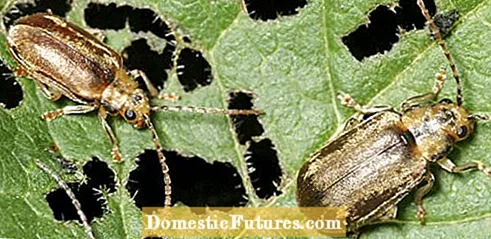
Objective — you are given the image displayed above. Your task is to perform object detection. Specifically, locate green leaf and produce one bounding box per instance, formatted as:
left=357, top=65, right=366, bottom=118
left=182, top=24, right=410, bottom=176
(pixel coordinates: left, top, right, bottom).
left=1, top=0, right=490, bottom=238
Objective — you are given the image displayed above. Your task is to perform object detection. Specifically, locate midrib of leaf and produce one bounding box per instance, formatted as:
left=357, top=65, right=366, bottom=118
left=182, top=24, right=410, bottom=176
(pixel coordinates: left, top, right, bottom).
left=321, top=0, right=343, bottom=127
left=367, top=41, right=437, bottom=105
left=116, top=192, right=129, bottom=239
left=209, top=10, right=261, bottom=206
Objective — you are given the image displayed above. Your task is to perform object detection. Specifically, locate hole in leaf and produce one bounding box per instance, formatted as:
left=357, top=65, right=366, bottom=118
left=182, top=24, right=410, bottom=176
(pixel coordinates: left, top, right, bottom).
left=126, top=150, right=248, bottom=208
left=86, top=3, right=177, bottom=93
left=342, top=0, right=436, bottom=61
left=83, top=157, right=117, bottom=193
left=127, top=7, right=177, bottom=43
left=46, top=183, right=106, bottom=223
left=342, top=6, right=399, bottom=61
left=245, top=139, right=282, bottom=199
left=169, top=152, right=247, bottom=207
left=125, top=150, right=167, bottom=208
left=228, top=91, right=264, bottom=145
left=35, top=0, right=72, bottom=16
left=243, top=0, right=307, bottom=21
left=127, top=8, right=156, bottom=33
left=85, top=3, right=211, bottom=93
left=176, top=48, right=213, bottom=92
left=3, top=3, right=38, bottom=29
left=122, top=39, right=173, bottom=91
left=85, top=3, right=176, bottom=43
left=3, top=0, right=73, bottom=29
left=0, top=60, right=23, bottom=109
left=395, top=0, right=436, bottom=31
left=84, top=2, right=131, bottom=30
left=131, top=10, right=175, bottom=43
left=227, top=91, right=282, bottom=199
left=45, top=157, right=115, bottom=223
left=182, top=36, right=192, bottom=44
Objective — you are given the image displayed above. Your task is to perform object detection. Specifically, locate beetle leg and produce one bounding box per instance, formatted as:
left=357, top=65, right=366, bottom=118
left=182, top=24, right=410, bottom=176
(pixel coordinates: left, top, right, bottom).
left=350, top=230, right=361, bottom=239
left=98, top=109, right=123, bottom=162
left=12, top=67, right=28, bottom=77
left=380, top=206, right=398, bottom=220
left=415, top=172, right=435, bottom=225
left=437, top=158, right=491, bottom=178
left=42, top=105, right=98, bottom=121
left=129, top=70, right=180, bottom=101
left=365, top=206, right=399, bottom=226
left=349, top=206, right=398, bottom=237
left=128, top=70, right=181, bottom=102
left=401, top=67, right=447, bottom=110
left=337, top=92, right=392, bottom=115
left=128, top=69, right=161, bottom=98
left=36, top=81, right=62, bottom=101
left=342, top=117, right=362, bottom=131
left=14, top=67, right=62, bottom=101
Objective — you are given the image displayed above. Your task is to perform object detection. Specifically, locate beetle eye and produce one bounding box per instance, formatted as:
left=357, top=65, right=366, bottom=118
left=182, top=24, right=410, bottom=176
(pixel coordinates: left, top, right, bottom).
left=133, top=95, right=143, bottom=102
left=439, top=98, right=453, bottom=104
left=457, top=125, right=468, bottom=138
left=125, top=110, right=136, bottom=120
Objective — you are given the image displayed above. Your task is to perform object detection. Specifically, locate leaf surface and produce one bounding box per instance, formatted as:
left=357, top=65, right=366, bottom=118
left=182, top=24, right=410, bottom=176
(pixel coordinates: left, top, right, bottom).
left=0, top=0, right=490, bottom=238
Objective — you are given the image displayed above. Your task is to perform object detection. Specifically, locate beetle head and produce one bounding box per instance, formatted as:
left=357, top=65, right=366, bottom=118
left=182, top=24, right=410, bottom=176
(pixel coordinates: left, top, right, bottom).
left=121, top=89, right=151, bottom=129
left=403, top=102, right=477, bottom=162
left=431, top=102, right=475, bottom=142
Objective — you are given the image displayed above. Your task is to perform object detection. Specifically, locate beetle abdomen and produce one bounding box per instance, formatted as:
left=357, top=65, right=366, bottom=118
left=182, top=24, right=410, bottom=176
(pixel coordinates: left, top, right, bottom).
left=15, top=13, right=122, bottom=70
left=297, top=112, right=427, bottom=223
left=7, top=14, right=119, bottom=101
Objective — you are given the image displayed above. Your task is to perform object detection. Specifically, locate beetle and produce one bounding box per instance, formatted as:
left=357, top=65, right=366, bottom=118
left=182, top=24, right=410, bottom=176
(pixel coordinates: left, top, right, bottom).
left=6, top=13, right=263, bottom=207
left=297, top=0, right=491, bottom=232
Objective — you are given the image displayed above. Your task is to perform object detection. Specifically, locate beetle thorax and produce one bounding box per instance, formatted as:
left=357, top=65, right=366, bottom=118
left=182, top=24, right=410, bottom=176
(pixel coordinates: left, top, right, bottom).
left=401, top=102, right=475, bottom=162
left=101, top=71, right=135, bottom=114
left=101, top=69, right=151, bottom=129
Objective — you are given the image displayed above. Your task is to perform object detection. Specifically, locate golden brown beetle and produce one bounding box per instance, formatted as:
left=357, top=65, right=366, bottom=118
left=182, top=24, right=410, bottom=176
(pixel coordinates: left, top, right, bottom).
left=7, top=13, right=263, bottom=206
left=297, top=0, right=491, bottom=232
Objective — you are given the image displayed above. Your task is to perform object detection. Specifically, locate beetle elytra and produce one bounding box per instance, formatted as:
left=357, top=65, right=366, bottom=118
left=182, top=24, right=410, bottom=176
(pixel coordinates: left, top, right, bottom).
left=297, top=0, right=491, bottom=232
left=7, top=13, right=263, bottom=207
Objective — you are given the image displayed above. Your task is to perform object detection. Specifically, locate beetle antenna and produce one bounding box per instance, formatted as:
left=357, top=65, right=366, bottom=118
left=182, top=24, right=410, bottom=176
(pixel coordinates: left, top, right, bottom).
left=417, top=0, right=463, bottom=106
left=36, top=160, right=95, bottom=239
left=144, top=115, right=172, bottom=207
left=152, top=105, right=264, bottom=115
left=468, top=114, right=489, bottom=121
